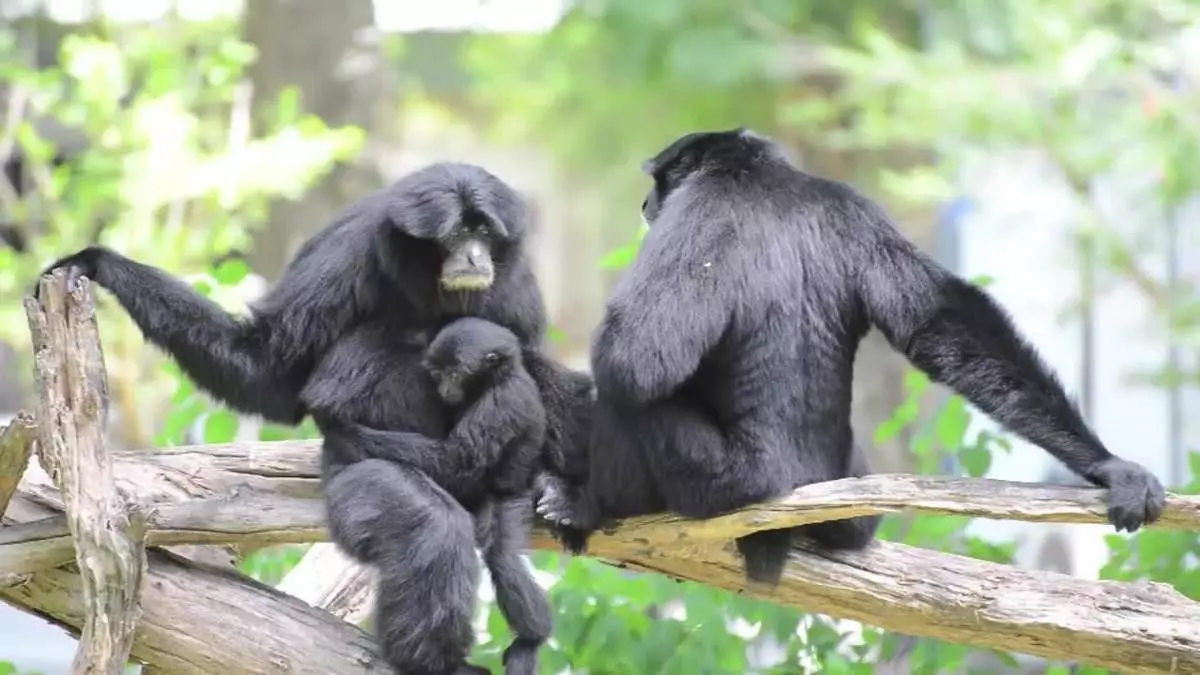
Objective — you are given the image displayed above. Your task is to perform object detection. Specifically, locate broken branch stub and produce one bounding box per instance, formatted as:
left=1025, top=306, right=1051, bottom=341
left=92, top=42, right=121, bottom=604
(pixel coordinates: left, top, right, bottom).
left=24, top=273, right=147, bottom=675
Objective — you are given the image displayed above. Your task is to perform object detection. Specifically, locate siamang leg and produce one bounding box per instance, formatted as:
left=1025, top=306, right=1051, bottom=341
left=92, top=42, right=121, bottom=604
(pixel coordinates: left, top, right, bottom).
left=482, top=498, right=552, bottom=675
left=325, top=458, right=484, bottom=675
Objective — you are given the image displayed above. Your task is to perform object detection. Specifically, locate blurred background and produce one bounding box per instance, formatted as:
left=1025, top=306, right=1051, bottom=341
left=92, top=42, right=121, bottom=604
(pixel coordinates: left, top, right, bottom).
left=0, top=0, right=1198, bottom=673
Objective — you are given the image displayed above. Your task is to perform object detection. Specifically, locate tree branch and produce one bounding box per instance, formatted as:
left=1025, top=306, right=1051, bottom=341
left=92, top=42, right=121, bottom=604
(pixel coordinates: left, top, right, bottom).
left=25, top=274, right=146, bottom=675
left=4, top=436, right=1200, bottom=672
left=0, top=412, right=36, bottom=518
left=0, top=494, right=388, bottom=675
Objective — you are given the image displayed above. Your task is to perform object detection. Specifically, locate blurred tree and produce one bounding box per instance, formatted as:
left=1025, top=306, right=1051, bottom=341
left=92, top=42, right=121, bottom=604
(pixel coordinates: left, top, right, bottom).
left=242, top=0, right=389, bottom=279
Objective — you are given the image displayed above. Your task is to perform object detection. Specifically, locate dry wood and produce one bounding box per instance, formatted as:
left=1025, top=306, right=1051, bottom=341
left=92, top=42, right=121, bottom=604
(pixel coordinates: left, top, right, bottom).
left=0, top=493, right=387, bottom=675
left=277, top=543, right=374, bottom=624
left=3, top=437, right=1199, bottom=672
left=25, top=275, right=146, bottom=675
left=0, top=412, right=36, bottom=518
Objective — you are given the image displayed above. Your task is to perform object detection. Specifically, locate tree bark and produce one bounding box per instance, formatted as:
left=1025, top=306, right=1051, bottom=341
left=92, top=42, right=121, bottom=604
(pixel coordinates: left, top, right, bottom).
left=3, top=430, right=1199, bottom=673
left=25, top=275, right=145, bottom=675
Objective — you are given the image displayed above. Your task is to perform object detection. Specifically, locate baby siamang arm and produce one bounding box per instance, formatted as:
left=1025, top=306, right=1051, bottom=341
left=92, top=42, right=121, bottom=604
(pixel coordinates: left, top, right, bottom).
left=590, top=216, right=731, bottom=404
left=322, top=423, right=486, bottom=496
left=856, top=217, right=1164, bottom=530
left=40, top=242, right=366, bottom=424
left=324, top=379, right=545, bottom=497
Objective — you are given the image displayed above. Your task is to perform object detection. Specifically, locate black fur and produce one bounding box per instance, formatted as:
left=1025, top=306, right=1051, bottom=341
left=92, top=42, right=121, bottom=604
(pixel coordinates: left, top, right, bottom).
left=309, top=318, right=551, bottom=675
left=538, top=128, right=1167, bottom=586
left=38, top=163, right=574, bottom=675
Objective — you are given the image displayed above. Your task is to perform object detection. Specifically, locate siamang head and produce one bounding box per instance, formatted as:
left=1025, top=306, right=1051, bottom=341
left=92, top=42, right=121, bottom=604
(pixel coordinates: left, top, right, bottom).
left=639, top=127, right=776, bottom=227
left=388, top=163, right=527, bottom=292
left=422, top=317, right=522, bottom=405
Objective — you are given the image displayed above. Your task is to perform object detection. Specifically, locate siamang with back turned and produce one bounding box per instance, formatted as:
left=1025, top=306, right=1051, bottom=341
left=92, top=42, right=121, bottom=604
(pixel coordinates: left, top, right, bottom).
left=537, top=128, right=1167, bottom=587
left=309, top=316, right=552, bottom=675
left=37, top=162, right=587, bottom=675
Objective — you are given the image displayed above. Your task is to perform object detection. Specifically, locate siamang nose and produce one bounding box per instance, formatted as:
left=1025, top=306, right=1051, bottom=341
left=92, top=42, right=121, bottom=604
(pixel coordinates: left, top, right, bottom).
left=466, top=241, right=489, bottom=269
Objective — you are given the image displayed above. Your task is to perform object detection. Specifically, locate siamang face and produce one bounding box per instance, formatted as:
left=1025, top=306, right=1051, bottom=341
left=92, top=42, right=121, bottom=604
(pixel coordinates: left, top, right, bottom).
left=423, top=318, right=520, bottom=405
left=389, top=162, right=526, bottom=293
left=437, top=211, right=505, bottom=292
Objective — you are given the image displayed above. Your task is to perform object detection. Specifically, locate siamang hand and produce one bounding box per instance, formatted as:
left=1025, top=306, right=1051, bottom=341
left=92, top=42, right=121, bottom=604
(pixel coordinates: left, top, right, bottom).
left=1086, top=457, right=1167, bottom=532
left=33, top=246, right=109, bottom=299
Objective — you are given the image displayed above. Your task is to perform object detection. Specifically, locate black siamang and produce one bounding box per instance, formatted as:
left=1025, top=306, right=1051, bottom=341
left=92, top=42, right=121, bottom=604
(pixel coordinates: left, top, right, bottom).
left=538, top=128, right=1167, bottom=587
left=37, top=163, right=580, bottom=674
left=310, top=317, right=550, bottom=675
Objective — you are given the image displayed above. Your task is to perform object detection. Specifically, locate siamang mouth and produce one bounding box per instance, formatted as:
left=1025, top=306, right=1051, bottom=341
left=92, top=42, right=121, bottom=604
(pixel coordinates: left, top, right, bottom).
left=440, top=270, right=494, bottom=291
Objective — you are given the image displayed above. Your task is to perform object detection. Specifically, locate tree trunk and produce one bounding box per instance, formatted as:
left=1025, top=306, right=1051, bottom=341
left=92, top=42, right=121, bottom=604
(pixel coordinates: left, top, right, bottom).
left=241, top=0, right=388, bottom=280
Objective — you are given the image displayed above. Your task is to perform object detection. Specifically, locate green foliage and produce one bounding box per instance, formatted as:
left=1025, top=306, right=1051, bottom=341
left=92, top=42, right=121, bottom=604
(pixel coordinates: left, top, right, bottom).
left=0, top=22, right=361, bottom=448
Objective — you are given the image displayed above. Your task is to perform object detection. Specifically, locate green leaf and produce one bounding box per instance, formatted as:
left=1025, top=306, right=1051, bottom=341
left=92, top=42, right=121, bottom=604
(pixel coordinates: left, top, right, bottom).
left=202, top=410, right=240, bottom=443
left=958, top=443, right=992, bottom=478
left=212, top=258, right=250, bottom=286
left=934, top=396, right=970, bottom=451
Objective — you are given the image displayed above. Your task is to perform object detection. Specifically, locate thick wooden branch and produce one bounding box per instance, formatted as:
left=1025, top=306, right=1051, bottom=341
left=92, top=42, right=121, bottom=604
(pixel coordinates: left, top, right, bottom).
left=277, top=543, right=374, bottom=624
left=4, top=438, right=1200, bottom=672
left=25, top=275, right=146, bottom=675
left=1, top=494, right=388, bottom=675
left=0, top=412, right=36, bottom=518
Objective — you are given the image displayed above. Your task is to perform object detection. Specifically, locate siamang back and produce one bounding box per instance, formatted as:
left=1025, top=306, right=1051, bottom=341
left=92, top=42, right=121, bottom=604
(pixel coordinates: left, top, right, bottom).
left=539, top=128, right=1165, bottom=586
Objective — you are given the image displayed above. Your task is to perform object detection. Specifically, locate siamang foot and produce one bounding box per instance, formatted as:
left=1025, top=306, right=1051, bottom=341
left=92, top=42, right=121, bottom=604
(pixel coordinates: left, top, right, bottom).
left=1086, top=457, right=1166, bottom=532
left=533, top=473, right=593, bottom=553
left=534, top=473, right=581, bottom=526
left=33, top=246, right=109, bottom=298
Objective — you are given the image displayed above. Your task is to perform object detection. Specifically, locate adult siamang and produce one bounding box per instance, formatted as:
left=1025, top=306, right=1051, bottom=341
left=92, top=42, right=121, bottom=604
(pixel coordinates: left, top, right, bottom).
left=37, top=162, right=581, bottom=674
left=310, top=317, right=551, bottom=675
left=537, top=128, right=1166, bottom=587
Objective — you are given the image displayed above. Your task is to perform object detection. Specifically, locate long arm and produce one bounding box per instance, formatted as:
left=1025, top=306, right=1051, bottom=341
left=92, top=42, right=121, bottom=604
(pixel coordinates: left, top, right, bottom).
left=590, top=215, right=732, bottom=404
left=855, top=211, right=1164, bottom=530
left=44, top=237, right=368, bottom=423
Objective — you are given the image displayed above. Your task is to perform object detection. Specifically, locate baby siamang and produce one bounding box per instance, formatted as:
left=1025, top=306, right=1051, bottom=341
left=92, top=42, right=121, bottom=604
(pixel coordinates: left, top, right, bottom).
left=308, top=317, right=550, bottom=675
left=37, top=163, right=580, bottom=674
left=538, top=128, right=1167, bottom=587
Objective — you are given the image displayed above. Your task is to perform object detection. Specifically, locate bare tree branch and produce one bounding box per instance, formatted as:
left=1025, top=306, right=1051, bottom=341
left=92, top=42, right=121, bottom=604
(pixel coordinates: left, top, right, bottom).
left=0, top=494, right=387, bottom=675
left=277, top=543, right=374, bottom=624
left=24, top=275, right=147, bottom=675
left=3, top=435, right=1199, bottom=672
left=0, top=411, right=36, bottom=517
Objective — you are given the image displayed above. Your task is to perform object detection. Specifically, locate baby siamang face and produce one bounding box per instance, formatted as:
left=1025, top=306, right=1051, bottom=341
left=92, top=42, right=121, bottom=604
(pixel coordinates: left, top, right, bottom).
left=423, top=318, right=520, bottom=405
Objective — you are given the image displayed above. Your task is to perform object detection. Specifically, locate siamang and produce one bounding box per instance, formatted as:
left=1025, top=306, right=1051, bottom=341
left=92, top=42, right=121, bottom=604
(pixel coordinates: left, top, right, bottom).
left=308, top=317, right=551, bottom=675
left=37, top=163, right=581, bottom=673
left=537, top=128, right=1167, bottom=587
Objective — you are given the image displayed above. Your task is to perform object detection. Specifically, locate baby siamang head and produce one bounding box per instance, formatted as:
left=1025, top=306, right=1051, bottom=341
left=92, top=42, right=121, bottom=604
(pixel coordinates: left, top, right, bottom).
left=639, top=128, right=778, bottom=227
left=423, top=317, right=522, bottom=405
left=388, top=162, right=527, bottom=292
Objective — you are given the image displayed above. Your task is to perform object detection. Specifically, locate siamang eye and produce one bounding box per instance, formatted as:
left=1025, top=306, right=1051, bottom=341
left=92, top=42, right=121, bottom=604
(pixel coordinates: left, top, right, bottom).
left=485, top=352, right=501, bottom=363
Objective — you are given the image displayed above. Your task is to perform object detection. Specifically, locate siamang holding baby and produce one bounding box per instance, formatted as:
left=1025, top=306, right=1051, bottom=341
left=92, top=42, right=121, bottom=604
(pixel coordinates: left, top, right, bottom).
left=538, top=128, right=1167, bottom=587
left=310, top=317, right=551, bottom=675
left=37, top=162, right=586, bottom=675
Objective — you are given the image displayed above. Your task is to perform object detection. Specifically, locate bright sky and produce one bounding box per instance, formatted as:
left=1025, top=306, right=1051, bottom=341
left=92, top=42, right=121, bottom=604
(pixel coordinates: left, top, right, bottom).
left=10, top=0, right=568, bottom=33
